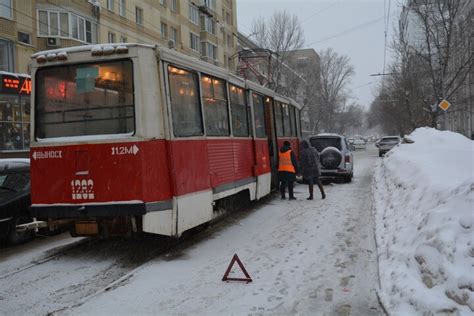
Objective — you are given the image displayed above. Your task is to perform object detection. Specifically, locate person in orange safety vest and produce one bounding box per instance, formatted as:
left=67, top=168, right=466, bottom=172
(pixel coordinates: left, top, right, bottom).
left=278, top=141, right=299, bottom=200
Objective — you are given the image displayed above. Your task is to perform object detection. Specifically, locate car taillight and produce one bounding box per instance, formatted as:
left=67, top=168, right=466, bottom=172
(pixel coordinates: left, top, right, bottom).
left=345, top=155, right=351, bottom=163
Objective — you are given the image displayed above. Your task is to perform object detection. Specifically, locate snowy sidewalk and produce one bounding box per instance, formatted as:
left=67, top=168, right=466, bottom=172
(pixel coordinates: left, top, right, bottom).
left=66, top=149, right=382, bottom=316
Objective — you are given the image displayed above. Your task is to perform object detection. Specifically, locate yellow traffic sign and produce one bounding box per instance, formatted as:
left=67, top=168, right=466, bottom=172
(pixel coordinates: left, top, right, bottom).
left=438, top=99, right=451, bottom=111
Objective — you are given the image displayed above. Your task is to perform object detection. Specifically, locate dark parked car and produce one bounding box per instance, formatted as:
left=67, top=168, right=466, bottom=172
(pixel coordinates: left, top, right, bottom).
left=0, top=159, right=34, bottom=244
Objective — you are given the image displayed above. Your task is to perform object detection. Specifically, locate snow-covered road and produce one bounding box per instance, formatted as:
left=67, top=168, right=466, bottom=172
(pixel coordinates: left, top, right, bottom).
left=0, top=147, right=384, bottom=316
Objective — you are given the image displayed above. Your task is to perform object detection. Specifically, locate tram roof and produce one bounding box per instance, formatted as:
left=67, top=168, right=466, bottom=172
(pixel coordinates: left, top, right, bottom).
left=31, top=43, right=155, bottom=57
left=31, top=43, right=303, bottom=110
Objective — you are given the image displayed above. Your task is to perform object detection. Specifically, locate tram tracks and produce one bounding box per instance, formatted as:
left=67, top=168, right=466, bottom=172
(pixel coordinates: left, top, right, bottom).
left=0, top=237, right=92, bottom=280
left=1, top=201, right=267, bottom=315
left=0, top=235, right=176, bottom=315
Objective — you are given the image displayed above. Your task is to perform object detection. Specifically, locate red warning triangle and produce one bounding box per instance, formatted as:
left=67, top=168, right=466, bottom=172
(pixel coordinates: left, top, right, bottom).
left=222, top=254, right=252, bottom=283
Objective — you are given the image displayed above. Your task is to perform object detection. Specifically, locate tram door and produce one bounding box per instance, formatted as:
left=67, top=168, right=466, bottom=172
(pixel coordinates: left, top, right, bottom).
left=263, top=96, right=279, bottom=190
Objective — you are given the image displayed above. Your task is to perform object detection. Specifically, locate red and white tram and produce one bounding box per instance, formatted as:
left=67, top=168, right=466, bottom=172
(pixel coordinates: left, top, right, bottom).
left=29, top=44, right=302, bottom=237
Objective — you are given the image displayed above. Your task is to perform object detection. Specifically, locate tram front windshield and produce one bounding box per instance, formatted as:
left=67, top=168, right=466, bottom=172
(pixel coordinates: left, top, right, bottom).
left=35, top=59, right=134, bottom=139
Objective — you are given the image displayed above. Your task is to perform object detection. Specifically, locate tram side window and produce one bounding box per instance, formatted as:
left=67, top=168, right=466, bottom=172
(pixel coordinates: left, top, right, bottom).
left=168, top=66, right=203, bottom=137
left=229, top=85, right=250, bottom=137
left=252, top=93, right=266, bottom=138
left=35, top=60, right=134, bottom=138
left=282, top=103, right=291, bottom=137
left=274, top=101, right=284, bottom=137
left=289, top=106, right=296, bottom=136
left=296, top=109, right=302, bottom=137
left=201, top=75, right=229, bottom=136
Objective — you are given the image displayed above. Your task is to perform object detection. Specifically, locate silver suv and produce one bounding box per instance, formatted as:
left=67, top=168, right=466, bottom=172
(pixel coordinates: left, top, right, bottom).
left=375, top=136, right=401, bottom=157
left=309, top=134, right=354, bottom=183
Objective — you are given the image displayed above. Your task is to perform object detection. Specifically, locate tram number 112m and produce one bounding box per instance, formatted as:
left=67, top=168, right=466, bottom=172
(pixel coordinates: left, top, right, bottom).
left=111, top=144, right=140, bottom=156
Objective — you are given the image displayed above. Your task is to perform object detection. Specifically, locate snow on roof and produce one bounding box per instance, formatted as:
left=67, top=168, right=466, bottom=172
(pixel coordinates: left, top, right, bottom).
left=313, top=133, right=342, bottom=137
left=0, top=71, right=30, bottom=78
left=31, top=43, right=155, bottom=58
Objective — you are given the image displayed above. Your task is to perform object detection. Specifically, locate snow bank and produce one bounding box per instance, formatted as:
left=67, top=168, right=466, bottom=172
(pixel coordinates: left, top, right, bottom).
left=374, top=127, right=474, bottom=315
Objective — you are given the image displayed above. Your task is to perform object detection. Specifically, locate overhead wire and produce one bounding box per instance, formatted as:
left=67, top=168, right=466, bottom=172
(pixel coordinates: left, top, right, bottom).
left=306, top=16, right=384, bottom=46
left=301, top=1, right=341, bottom=25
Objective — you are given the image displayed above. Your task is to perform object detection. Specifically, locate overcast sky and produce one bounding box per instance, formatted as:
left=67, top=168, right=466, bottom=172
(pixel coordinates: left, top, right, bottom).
left=237, top=0, right=402, bottom=108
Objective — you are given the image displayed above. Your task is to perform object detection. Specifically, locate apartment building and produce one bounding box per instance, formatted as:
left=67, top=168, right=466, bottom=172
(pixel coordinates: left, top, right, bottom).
left=0, top=0, right=238, bottom=156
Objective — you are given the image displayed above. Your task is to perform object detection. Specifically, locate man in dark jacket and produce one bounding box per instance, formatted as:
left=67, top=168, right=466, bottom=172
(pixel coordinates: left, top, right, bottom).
left=278, top=141, right=299, bottom=200
left=299, top=140, right=326, bottom=200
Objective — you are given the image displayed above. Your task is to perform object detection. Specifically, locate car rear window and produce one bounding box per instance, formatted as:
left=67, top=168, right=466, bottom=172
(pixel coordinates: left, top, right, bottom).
left=310, top=137, right=342, bottom=151
left=0, top=171, right=29, bottom=191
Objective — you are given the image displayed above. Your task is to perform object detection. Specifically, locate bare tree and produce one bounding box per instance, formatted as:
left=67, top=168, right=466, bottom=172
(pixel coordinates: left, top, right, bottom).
left=334, top=102, right=365, bottom=135
left=251, top=10, right=305, bottom=92
left=406, top=0, right=474, bottom=127
left=319, top=48, right=355, bottom=132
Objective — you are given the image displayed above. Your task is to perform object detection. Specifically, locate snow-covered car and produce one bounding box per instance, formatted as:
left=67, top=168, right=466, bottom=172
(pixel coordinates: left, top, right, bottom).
left=309, top=134, right=353, bottom=182
left=0, top=159, right=34, bottom=244
left=353, top=138, right=366, bottom=150
left=375, top=136, right=401, bottom=157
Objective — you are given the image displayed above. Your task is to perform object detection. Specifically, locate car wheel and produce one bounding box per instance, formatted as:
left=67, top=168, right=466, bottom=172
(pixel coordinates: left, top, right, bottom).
left=8, top=216, right=34, bottom=245
left=345, top=174, right=352, bottom=183
left=379, top=152, right=382, bottom=157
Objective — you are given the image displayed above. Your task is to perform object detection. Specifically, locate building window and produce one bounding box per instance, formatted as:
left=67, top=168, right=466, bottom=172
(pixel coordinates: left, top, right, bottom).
left=170, top=0, right=177, bottom=12
left=18, top=32, right=32, bottom=45
left=188, top=3, right=199, bottom=25
left=201, top=16, right=215, bottom=34
left=160, top=22, right=168, bottom=38
left=189, top=32, right=199, bottom=52
left=60, top=12, right=69, bottom=36
left=85, top=20, right=97, bottom=43
left=159, top=0, right=166, bottom=6
left=0, top=39, right=13, bottom=72
left=37, top=10, right=97, bottom=44
left=226, top=12, right=232, bottom=25
left=119, top=0, right=126, bottom=17
left=170, top=27, right=178, bottom=44
left=227, top=34, right=232, bottom=48
left=0, top=75, right=31, bottom=151
left=204, top=0, right=216, bottom=11
left=120, top=35, right=127, bottom=43
left=201, top=42, right=217, bottom=60
left=107, top=0, right=114, bottom=11
left=0, top=0, right=12, bottom=20
left=136, top=7, right=143, bottom=25
left=108, top=32, right=116, bottom=43
left=38, top=11, right=49, bottom=36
